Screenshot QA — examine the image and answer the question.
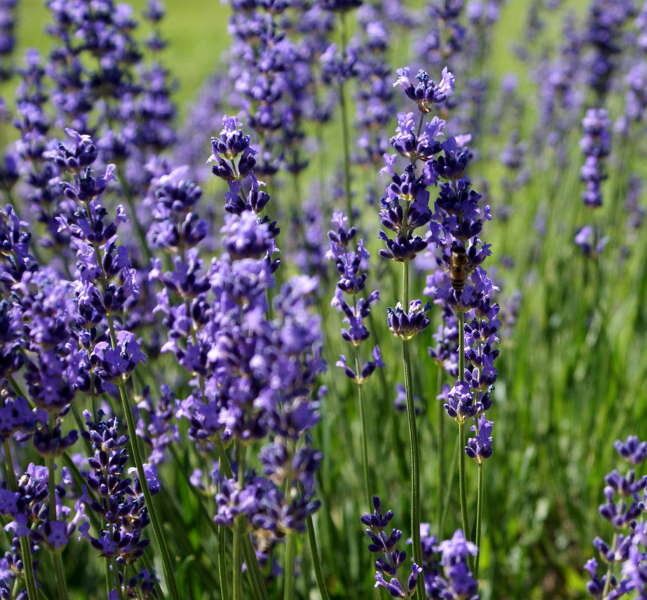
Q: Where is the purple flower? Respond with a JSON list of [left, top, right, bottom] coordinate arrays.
[[574, 225, 607, 258], [80, 410, 152, 564], [465, 415, 494, 462], [387, 301, 430, 340], [328, 211, 383, 382], [393, 67, 455, 113], [585, 436, 647, 598], [580, 108, 611, 208]]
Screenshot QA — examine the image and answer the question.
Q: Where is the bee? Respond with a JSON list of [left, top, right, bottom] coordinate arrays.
[[450, 246, 470, 291]]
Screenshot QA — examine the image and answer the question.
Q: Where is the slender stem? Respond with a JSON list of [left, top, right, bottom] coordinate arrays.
[[214, 437, 266, 600], [440, 433, 460, 536], [456, 310, 469, 537], [306, 514, 330, 600], [400, 262, 423, 599], [3, 441, 38, 600], [338, 12, 353, 220], [601, 534, 617, 599], [115, 165, 152, 263], [117, 380, 179, 600], [232, 442, 245, 600], [457, 422, 469, 537], [218, 525, 229, 600], [457, 309, 465, 379], [474, 462, 484, 579], [283, 532, 297, 600], [354, 345, 372, 508], [45, 451, 68, 600], [105, 559, 112, 599], [437, 365, 445, 536]]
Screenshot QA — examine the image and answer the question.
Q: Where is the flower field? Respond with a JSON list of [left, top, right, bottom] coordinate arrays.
[[0, 1, 645, 599]]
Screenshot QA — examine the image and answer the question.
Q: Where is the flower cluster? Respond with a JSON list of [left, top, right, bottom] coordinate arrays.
[[390, 68, 500, 462], [13, 50, 64, 254], [361, 497, 480, 599], [50, 130, 144, 395], [361, 496, 423, 598], [378, 68, 459, 341], [585, 0, 635, 101], [80, 411, 151, 565], [227, 1, 315, 178], [328, 211, 382, 384], [584, 436, 646, 599], [580, 108, 611, 209], [208, 116, 276, 234], [0, 0, 16, 81], [353, 4, 395, 169], [415, 0, 467, 74]]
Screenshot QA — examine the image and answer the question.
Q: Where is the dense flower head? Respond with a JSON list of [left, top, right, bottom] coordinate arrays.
[[615, 436, 647, 465], [0, 205, 38, 288], [209, 117, 276, 239], [580, 108, 611, 208], [465, 415, 493, 462], [328, 211, 382, 382], [434, 530, 479, 598], [361, 496, 422, 598], [1, 461, 83, 554], [415, 0, 467, 72], [585, 0, 635, 99], [80, 410, 151, 565], [148, 165, 206, 250], [353, 4, 396, 168], [361, 499, 481, 599], [136, 385, 179, 466], [291, 197, 327, 281], [0, 384, 46, 441], [387, 301, 430, 340], [0, 0, 17, 81], [393, 67, 455, 113], [585, 436, 646, 599], [222, 210, 274, 260]]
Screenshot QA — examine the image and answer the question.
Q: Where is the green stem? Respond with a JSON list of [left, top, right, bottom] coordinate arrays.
[[3, 441, 38, 600], [456, 310, 470, 538], [45, 452, 68, 600], [440, 433, 460, 536], [306, 514, 330, 600], [283, 532, 297, 600], [401, 262, 423, 599], [218, 525, 229, 600], [437, 365, 445, 536], [355, 347, 372, 509], [105, 559, 112, 599], [117, 380, 179, 600], [338, 12, 353, 220], [232, 442, 245, 600], [457, 422, 469, 538], [116, 165, 152, 263], [474, 462, 484, 578], [214, 438, 266, 600], [601, 534, 617, 599]]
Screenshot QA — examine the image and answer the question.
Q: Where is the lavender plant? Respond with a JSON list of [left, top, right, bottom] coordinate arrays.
[[1, 1, 646, 598]]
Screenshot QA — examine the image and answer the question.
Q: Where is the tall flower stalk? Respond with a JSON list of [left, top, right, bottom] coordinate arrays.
[[423, 70, 499, 573], [584, 436, 646, 599], [328, 211, 382, 508], [48, 129, 179, 598], [379, 66, 455, 594]]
